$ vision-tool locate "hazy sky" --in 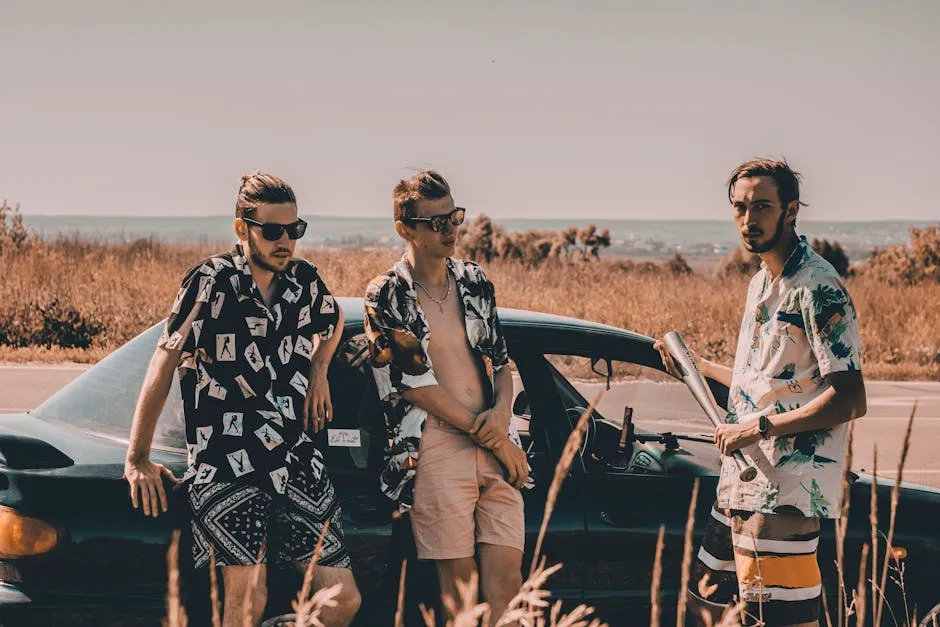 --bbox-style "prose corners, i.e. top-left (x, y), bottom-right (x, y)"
top-left (1, 0), bottom-right (938, 220)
